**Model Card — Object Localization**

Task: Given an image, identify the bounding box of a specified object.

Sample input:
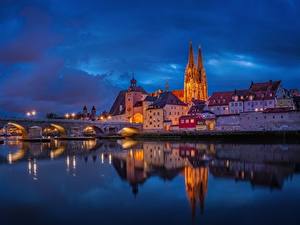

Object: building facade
[143,92,188,130]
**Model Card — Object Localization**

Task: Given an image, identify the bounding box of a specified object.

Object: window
[181,119,184,124]
[190,119,195,123]
[185,119,189,123]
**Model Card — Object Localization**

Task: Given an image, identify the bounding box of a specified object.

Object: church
[109,42,208,130]
[173,42,208,104]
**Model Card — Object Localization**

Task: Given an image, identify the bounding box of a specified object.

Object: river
[0,138,300,225]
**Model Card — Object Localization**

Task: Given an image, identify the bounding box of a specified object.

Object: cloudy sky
[0,0,299,116]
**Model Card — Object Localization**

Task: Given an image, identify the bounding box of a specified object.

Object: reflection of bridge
[0,118,142,138]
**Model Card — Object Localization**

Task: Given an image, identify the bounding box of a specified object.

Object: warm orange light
[65,113,70,118]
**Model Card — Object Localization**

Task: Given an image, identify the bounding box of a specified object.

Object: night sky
[0,0,299,117]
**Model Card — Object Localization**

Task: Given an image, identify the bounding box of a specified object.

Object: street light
[71,113,76,118]
[26,110,37,117]
[65,113,70,119]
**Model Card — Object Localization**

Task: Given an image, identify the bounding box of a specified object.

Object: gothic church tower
[184,42,208,104]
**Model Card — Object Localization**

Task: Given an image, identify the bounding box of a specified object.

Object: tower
[83,105,88,118]
[183,42,208,104]
[91,106,96,120]
[197,46,208,100]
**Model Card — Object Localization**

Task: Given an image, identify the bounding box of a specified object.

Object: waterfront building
[275,87,295,109]
[243,80,280,112]
[109,77,147,123]
[209,80,294,116]
[207,91,233,115]
[179,114,215,131]
[229,89,249,114]
[143,92,188,130]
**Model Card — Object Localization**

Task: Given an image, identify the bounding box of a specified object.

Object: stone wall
[216,111,300,131]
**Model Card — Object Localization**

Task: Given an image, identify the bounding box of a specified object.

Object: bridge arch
[118,127,140,137]
[130,113,143,123]
[83,125,104,136]
[50,124,67,137]
[7,122,28,138]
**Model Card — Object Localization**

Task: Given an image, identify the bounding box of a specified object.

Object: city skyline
[1,0,300,116]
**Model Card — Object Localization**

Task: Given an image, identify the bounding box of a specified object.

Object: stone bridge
[0,118,142,138]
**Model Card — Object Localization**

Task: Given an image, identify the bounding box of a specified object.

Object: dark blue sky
[0,0,299,116]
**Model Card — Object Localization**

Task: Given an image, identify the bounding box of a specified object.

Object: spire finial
[130,72,137,88]
[188,41,194,67]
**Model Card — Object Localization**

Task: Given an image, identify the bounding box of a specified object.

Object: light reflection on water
[0,138,300,225]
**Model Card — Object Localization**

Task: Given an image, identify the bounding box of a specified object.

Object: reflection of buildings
[185,166,208,217]
[112,141,212,214]
[209,144,300,189]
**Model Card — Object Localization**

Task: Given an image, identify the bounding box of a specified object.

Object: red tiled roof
[149,91,187,109]
[172,89,184,99]
[208,91,234,106]
[250,80,281,92]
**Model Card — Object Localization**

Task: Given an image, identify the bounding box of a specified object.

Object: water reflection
[0,138,300,222]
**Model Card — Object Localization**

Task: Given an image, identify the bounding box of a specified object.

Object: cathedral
[172,42,208,104]
[183,42,208,103]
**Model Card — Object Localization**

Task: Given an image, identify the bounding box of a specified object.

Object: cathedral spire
[188,41,194,67]
[197,45,203,70]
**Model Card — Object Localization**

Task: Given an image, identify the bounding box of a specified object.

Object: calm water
[0,138,300,225]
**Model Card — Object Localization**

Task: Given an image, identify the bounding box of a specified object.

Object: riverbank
[133,130,300,143]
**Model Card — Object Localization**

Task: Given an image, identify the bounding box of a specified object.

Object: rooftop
[149,91,187,109]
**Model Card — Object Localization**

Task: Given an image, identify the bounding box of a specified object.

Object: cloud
[0,6,61,64]
[0,0,300,116]
[0,58,120,116]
